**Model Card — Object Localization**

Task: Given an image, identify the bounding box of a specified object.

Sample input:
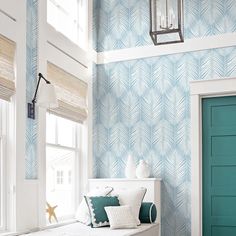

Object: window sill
[0,232,21,236]
[0,230,39,236]
[43,219,77,230]
[0,220,77,236]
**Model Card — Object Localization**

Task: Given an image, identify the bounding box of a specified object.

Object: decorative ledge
[93,32,236,64]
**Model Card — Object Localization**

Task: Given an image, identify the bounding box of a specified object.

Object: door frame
[190,77,236,236]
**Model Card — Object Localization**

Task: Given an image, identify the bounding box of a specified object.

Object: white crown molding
[93,32,236,65]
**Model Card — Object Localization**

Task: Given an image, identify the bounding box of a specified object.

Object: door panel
[212,135,236,156]
[203,96,236,236]
[212,166,236,186]
[212,226,236,236]
[212,196,236,216]
[211,105,236,126]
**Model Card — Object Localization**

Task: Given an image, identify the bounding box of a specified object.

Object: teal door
[203,96,236,236]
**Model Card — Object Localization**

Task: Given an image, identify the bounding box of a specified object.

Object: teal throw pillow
[139,202,157,223]
[85,196,120,228]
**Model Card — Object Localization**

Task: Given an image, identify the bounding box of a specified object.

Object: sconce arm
[32,73,51,104]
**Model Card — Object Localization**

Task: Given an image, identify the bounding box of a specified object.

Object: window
[68,170,72,184]
[56,171,64,185]
[46,113,82,223]
[0,33,15,233]
[47,0,87,48]
[0,100,8,232]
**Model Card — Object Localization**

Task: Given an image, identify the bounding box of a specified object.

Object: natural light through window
[47,0,87,48]
[46,113,81,223]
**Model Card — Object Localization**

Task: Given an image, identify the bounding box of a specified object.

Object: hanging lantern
[149,0,184,45]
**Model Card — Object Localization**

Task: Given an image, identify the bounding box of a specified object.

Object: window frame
[0,136,6,232]
[46,0,89,67]
[0,101,9,233]
[56,170,63,185]
[37,0,92,228]
[45,113,82,222]
[46,0,88,50]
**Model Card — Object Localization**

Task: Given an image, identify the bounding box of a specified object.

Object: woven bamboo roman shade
[0,34,16,101]
[47,62,88,123]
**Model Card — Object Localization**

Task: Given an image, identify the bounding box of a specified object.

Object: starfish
[46,202,58,223]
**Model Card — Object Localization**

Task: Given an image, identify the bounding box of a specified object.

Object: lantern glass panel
[150,0,184,45]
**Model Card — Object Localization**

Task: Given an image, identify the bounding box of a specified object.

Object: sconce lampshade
[37,83,58,108]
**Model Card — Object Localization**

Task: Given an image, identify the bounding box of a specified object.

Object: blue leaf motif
[120,91,140,126]
[110,123,129,156]
[100,93,118,128]
[131,121,151,157]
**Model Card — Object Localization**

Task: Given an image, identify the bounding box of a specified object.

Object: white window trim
[190,77,236,236]
[37,0,93,228]
[46,0,89,69]
[47,0,88,49]
[46,23,89,68]
[45,114,82,223]
[0,0,28,233]
[38,0,90,83]
[0,136,6,232]
[0,1,19,22]
[0,104,8,232]
[0,140,8,232]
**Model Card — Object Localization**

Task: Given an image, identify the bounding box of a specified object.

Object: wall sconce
[149,0,184,45]
[28,73,58,119]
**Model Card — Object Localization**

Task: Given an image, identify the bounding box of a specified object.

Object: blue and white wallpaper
[93,0,236,52]
[93,47,236,236]
[26,0,38,179]
[23,0,236,234]
[93,1,236,236]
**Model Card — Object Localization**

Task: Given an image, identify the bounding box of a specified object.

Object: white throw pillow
[105,205,137,229]
[112,187,147,225]
[75,187,113,225]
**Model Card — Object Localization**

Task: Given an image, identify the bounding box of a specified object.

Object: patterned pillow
[105,205,137,229]
[85,196,120,228]
[75,187,113,225]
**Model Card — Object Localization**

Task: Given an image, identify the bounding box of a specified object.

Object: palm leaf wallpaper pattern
[26,0,38,179]
[24,0,236,235]
[93,47,236,236]
[93,2,236,235]
[94,0,236,52]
